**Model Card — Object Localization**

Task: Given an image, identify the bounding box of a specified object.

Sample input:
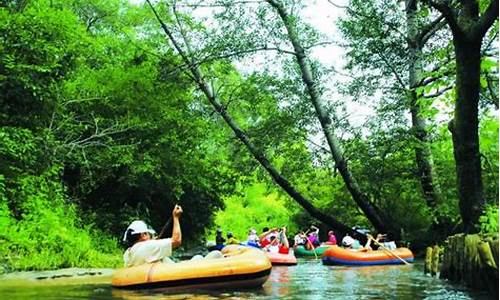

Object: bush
[478,204,499,234]
[0,128,122,272]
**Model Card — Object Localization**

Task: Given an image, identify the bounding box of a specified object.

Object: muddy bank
[0,268,115,286]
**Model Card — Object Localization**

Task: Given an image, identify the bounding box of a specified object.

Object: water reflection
[0,260,489,299]
[263,265,290,296]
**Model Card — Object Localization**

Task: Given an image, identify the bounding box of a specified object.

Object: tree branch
[174,0,264,7]
[422,0,462,36]
[419,15,447,44]
[373,45,407,90]
[163,45,296,77]
[473,0,499,38]
[422,85,453,98]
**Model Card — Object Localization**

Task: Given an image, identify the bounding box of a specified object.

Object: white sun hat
[342,236,355,247]
[123,220,156,242]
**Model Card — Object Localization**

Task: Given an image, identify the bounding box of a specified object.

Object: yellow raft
[112,245,272,290]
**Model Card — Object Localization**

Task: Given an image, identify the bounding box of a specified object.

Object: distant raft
[322,245,414,266]
[112,245,272,290]
[266,250,298,266]
[294,245,333,257]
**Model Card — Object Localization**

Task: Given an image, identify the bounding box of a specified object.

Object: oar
[372,239,410,265]
[157,216,172,239]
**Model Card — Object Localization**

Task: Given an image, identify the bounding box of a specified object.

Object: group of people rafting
[114,205,413,289]
[214,224,396,254]
[121,204,399,269]
[214,226,291,254]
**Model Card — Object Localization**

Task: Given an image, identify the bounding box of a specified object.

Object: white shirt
[294,235,306,245]
[267,245,280,253]
[247,233,259,243]
[123,238,173,267]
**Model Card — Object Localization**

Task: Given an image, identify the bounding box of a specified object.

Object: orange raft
[322,245,414,266]
[112,245,272,290]
[265,250,298,266]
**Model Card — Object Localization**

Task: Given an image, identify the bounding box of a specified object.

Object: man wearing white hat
[122,205,183,267]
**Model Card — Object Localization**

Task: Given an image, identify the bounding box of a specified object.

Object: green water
[0,260,489,299]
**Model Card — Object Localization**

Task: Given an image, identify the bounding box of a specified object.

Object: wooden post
[425,246,433,274]
[437,233,499,297]
[431,245,440,276]
[477,240,499,298]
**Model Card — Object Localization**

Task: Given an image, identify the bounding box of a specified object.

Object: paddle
[157,216,172,239]
[371,238,410,265]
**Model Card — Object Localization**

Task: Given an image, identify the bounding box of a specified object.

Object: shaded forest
[0,0,497,271]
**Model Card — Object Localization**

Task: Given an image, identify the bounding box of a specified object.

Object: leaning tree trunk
[450,37,484,233]
[265,0,394,237]
[145,0,360,238]
[406,0,440,209]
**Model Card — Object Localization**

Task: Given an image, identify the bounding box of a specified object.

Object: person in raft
[372,234,396,250]
[306,225,320,247]
[123,204,222,267]
[226,232,240,245]
[215,228,226,247]
[246,228,260,247]
[264,226,290,254]
[324,230,337,245]
[259,227,279,248]
[293,231,308,247]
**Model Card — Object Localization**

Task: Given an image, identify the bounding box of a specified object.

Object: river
[0,259,489,299]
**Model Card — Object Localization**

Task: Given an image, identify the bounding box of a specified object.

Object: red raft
[322,245,414,266]
[265,251,297,266]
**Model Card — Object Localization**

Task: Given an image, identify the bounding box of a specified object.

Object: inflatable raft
[322,245,414,266]
[294,245,333,257]
[112,245,272,289]
[265,251,297,266]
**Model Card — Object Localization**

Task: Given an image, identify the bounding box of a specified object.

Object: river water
[0,259,490,299]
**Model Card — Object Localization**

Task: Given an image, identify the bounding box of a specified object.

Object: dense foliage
[0,0,497,271]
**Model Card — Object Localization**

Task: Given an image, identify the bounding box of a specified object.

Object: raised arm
[281,227,289,248]
[259,227,278,239]
[171,204,183,248]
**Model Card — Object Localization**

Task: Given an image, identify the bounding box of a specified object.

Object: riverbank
[0,268,115,288]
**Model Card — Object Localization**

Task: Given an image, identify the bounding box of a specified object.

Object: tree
[264,0,392,237]
[337,0,448,211]
[423,0,498,232]
[145,0,362,238]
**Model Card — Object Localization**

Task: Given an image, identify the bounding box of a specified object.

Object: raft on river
[322,245,414,266]
[294,245,334,257]
[112,245,271,290]
[266,250,297,266]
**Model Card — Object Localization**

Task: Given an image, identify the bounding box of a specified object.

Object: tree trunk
[146,0,360,238]
[265,0,394,237]
[424,0,497,235]
[450,36,484,233]
[406,0,440,209]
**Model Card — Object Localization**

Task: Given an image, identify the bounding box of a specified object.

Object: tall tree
[145,0,362,238]
[264,0,391,236]
[405,0,444,209]
[337,0,448,211]
[423,0,498,232]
